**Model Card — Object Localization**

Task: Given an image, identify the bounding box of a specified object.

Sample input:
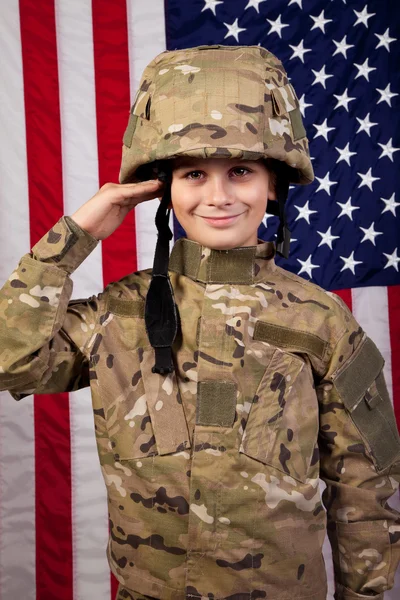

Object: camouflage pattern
[119,45,314,186]
[1,216,400,600]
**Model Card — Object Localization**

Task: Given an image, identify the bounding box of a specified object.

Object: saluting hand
[71,180,164,241]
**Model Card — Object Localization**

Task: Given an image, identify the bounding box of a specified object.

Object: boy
[1,45,400,600]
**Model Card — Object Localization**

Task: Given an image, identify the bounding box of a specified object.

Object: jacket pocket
[239,347,319,484]
[334,336,400,473]
[95,346,191,462]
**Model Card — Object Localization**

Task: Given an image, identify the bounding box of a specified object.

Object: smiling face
[170,157,277,250]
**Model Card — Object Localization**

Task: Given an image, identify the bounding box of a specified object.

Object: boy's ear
[268,186,277,201]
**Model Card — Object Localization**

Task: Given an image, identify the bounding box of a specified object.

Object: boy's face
[170,158,276,250]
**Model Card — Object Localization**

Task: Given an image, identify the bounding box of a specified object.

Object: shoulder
[265,264,359,355]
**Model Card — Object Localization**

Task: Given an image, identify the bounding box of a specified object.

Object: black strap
[144,167,179,375]
[268,162,291,259]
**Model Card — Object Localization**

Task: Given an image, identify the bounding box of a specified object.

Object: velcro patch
[254,320,327,360]
[196,380,237,427]
[107,296,144,318]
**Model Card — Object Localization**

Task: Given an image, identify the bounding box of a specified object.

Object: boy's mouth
[199,212,245,226]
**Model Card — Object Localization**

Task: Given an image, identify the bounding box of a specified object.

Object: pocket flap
[141,348,191,456]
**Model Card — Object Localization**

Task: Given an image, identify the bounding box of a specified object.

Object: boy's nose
[205,176,233,206]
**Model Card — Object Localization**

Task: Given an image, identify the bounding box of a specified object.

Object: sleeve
[0,216,101,398]
[317,298,400,600]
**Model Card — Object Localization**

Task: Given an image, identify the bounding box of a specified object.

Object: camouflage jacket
[1,216,400,600]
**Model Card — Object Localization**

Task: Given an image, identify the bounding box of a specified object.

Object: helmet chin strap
[266,162,291,259]
[144,167,179,375]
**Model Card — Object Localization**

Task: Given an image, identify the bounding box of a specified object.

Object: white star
[332,35,354,59]
[266,15,290,39]
[383,248,400,272]
[340,251,363,275]
[310,10,333,34]
[289,0,303,7]
[262,213,276,227]
[298,94,312,117]
[353,7,375,27]
[317,226,339,250]
[245,0,266,13]
[313,118,335,142]
[311,65,333,89]
[297,255,319,278]
[202,0,223,16]
[378,138,400,162]
[354,58,376,82]
[315,172,338,196]
[335,142,357,166]
[289,40,312,63]
[356,113,378,136]
[381,193,400,216]
[360,222,383,246]
[223,18,246,42]
[294,200,318,224]
[376,83,398,107]
[337,198,360,221]
[357,167,380,191]
[375,28,396,52]
[333,89,356,112]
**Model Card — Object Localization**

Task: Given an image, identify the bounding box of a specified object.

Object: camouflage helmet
[119,44,314,185]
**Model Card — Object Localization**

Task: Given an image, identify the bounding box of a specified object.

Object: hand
[70,180,164,240]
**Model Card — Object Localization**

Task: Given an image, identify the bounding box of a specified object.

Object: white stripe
[55,1,110,598]
[351,286,393,403]
[127,0,167,270]
[0,2,36,597]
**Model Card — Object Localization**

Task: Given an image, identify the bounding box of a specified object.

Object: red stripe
[19,1,73,598]
[388,285,400,430]
[92,0,137,288]
[332,288,353,312]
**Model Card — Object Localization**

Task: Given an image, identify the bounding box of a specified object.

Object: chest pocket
[94,298,191,462]
[239,347,319,484]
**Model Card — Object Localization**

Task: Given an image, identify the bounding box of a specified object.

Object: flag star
[356,113,378,136]
[223,18,246,42]
[313,118,335,142]
[378,138,400,162]
[317,226,339,250]
[335,142,357,166]
[375,28,396,52]
[357,167,380,191]
[294,200,318,224]
[381,193,400,216]
[289,40,312,63]
[261,213,276,227]
[337,198,360,221]
[383,248,400,272]
[311,65,333,89]
[332,35,354,59]
[310,10,333,34]
[354,58,376,82]
[297,255,319,278]
[202,0,223,16]
[245,0,267,13]
[333,89,356,112]
[360,222,383,246]
[266,15,290,38]
[376,83,398,107]
[315,172,338,195]
[298,94,312,117]
[340,251,363,275]
[289,0,303,8]
[353,6,375,27]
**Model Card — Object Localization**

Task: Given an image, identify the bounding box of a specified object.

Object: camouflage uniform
[1,45,400,600]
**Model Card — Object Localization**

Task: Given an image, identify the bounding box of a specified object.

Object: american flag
[0,0,398,598]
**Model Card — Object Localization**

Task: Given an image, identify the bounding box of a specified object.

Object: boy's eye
[185,170,203,180]
[231,167,251,177]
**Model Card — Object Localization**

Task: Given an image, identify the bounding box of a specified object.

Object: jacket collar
[168,237,276,284]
